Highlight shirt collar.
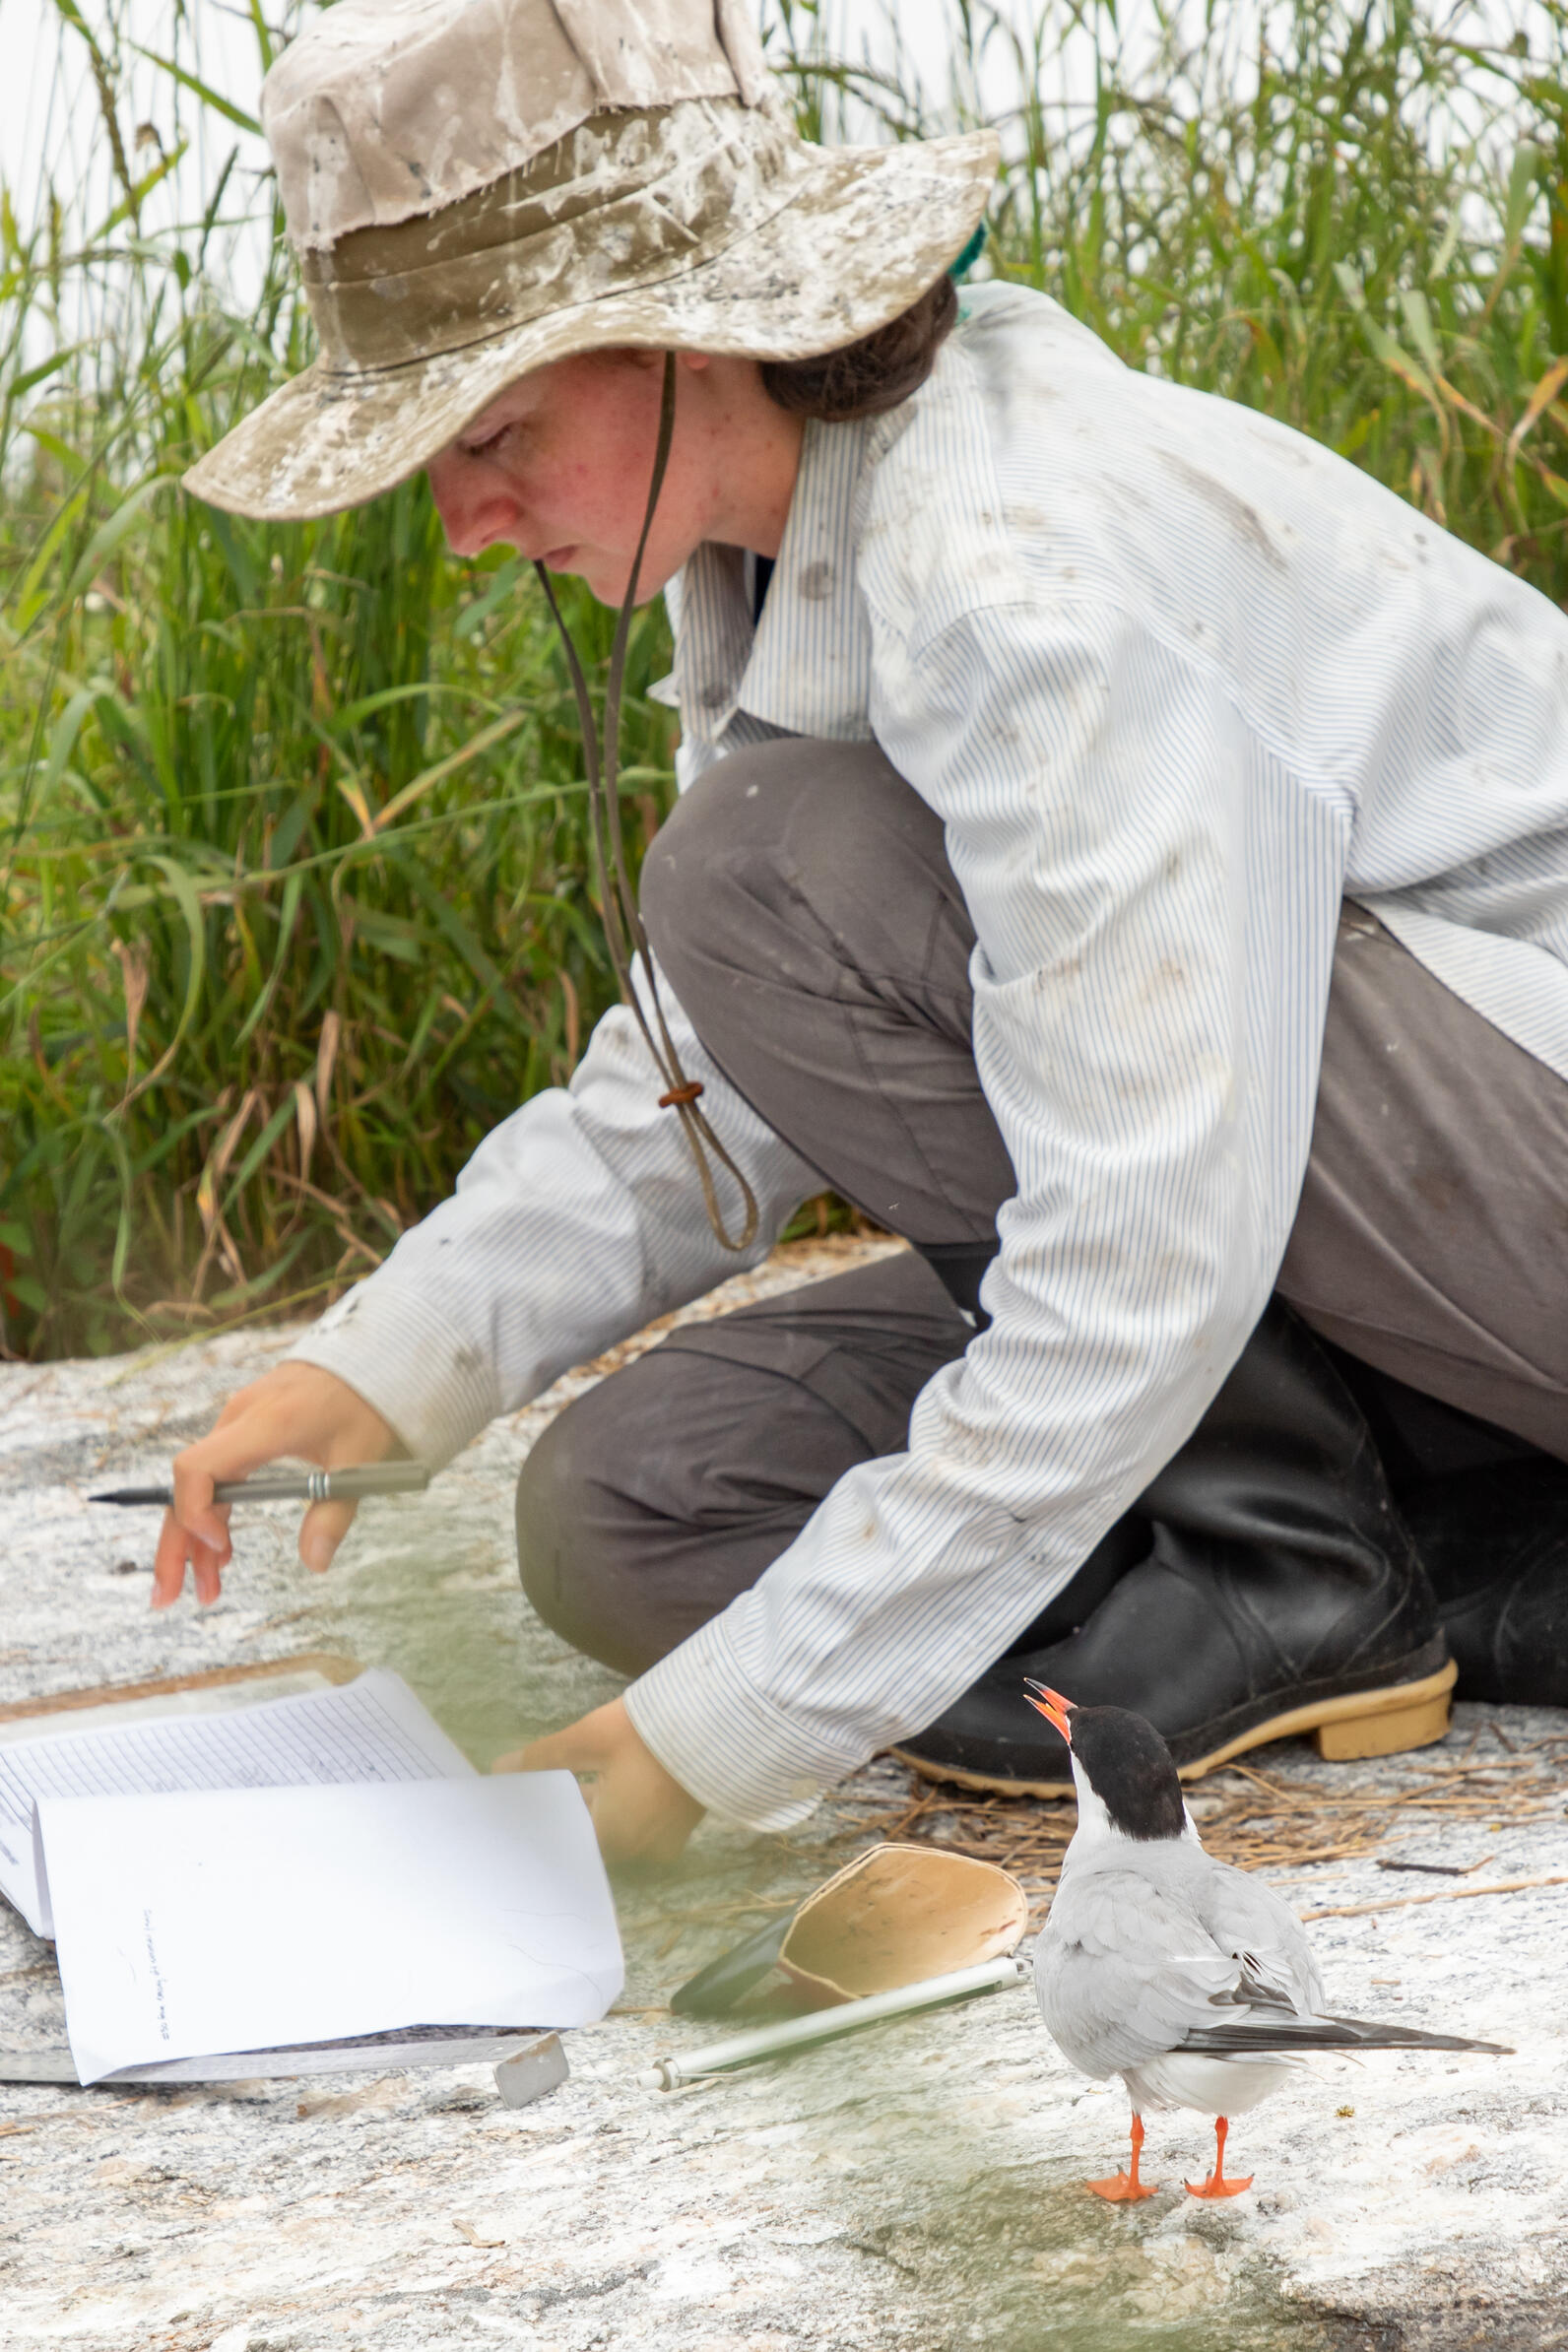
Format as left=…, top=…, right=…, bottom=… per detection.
left=669, top=416, right=877, bottom=748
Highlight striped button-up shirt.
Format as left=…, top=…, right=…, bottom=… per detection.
left=292, top=281, right=1568, bottom=1828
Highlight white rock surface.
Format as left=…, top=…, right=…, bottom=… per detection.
left=1, top=1237, right=1564, bottom=2352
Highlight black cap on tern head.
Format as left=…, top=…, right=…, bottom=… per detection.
left=1052, top=1700, right=1187, bottom=1843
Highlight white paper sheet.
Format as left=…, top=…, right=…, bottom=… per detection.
left=0, top=1669, right=471, bottom=1937
left=41, top=1773, right=623, bottom=2083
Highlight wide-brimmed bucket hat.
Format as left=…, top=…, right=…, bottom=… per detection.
left=186, top=0, right=1000, bottom=522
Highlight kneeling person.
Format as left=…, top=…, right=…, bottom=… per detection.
left=159, top=0, right=1568, bottom=1859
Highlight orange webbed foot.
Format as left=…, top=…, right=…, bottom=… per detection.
left=1088, top=2112, right=1158, bottom=2202
left=1185, top=2169, right=1254, bottom=2200
left=1087, top=2169, right=1160, bottom=2203
left=1185, top=2116, right=1252, bottom=2199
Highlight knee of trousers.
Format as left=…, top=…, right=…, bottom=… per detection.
left=639, top=736, right=948, bottom=1026
left=513, top=1383, right=636, bottom=1660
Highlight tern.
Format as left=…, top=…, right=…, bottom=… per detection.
left=1029, top=1683, right=1510, bottom=2201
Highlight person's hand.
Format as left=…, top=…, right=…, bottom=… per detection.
left=151, top=1362, right=397, bottom=1610
left=493, top=1697, right=705, bottom=1865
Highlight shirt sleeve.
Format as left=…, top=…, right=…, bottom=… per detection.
left=624, top=593, right=1350, bottom=1828
left=285, top=955, right=818, bottom=1465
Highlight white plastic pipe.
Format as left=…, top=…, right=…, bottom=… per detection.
left=636, top=1952, right=1030, bottom=2090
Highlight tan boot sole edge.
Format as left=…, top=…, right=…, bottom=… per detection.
left=888, top=1659, right=1460, bottom=1802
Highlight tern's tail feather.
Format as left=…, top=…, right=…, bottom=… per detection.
left=1181, top=2013, right=1510, bottom=2057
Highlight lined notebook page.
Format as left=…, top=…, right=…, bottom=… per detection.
left=0, top=1669, right=472, bottom=1937
left=0, top=1669, right=342, bottom=1748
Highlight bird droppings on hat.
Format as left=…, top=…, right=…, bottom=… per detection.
left=184, top=0, right=998, bottom=523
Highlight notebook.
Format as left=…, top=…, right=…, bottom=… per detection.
left=0, top=1664, right=622, bottom=2084
left=0, top=1666, right=474, bottom=1939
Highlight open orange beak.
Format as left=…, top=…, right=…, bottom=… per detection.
left=1022, top=1680, right=1075, bottom=1743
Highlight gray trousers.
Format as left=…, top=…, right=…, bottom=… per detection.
left=517, top=740, right=1568, bottom=1677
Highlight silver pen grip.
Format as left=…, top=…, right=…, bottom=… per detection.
left=208, top=1463, right=431, bottom=1504
left=312, top=1463, right=430, bottom=1501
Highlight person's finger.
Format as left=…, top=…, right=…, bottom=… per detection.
left=151, top=1503, right=231, bottom=1609
left=190, top=1538, right=228, bottom=1607
left=298, top=1498, right=358, bottom=1574
left=169, top=1452, right=235, bottom=1559
left=151, top=1509, right=192, bottom=1609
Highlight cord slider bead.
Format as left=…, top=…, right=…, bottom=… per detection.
left=658, top=1080, right=705, bottom=1109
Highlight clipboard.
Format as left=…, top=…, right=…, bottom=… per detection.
left=0, top=1651, right=361, bottom=1731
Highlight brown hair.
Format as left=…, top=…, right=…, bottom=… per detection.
left=759, top=274, right=958, bottom=424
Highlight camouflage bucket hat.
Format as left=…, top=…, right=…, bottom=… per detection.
left=186, top=0, right=1000, bottom=522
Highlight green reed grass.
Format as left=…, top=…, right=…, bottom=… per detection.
left=2, top=0, right=680, bottom=1354
left=6, top=0, right=1568, bottom=1357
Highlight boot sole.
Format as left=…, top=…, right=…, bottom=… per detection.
left=889, top=1658, right=1459, bottom=1799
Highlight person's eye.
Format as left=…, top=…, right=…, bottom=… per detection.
left=461, top=423, right=509, bottom=460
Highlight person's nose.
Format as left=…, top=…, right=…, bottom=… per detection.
left=425, top=448, right=522, bottom=557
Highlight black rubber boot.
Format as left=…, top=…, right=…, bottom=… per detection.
left=893, top=1300, right=1453, bottom=1796
left=1404, top=1461, right=1568, bottom=1708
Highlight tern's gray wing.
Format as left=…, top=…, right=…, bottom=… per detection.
left=1184, top=1869, right=1505, bottom=2055
left=1187, top=1854, right=1325, bottom=2019
left=1034, top=1849, right=1321, bottom=2079
left=1035, top=1862, right=1255, bottom=2077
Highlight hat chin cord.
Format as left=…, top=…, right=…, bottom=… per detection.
left=532, top=353, right=760, bottom=1253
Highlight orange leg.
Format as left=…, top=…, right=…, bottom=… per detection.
left=1186, top=2115, right=1254, bottom=2200
left=1087, top=2110, right=1160, bottom=2203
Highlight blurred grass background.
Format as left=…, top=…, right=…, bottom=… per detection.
left=5, top=0, right=1568, bottom=1359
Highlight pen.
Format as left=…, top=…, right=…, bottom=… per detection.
left=89, top=1463, right=433, bottom=1508
left=637, top=1954, right=1030, bottom=2090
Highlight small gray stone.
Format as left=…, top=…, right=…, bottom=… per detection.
left=493, top=2031, right=569, bottom=2109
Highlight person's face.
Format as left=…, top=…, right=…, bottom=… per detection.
left=425, top=349, right=731, bottom=605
